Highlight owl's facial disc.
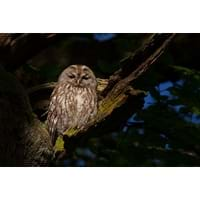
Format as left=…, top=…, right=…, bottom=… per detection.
left=59, top=64, right=97, bottom=89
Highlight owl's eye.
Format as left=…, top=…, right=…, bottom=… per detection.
left=82, top=75, right=90, bottom=80
left=68, top=74, right=75, bottom=79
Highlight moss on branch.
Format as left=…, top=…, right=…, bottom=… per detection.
left=24, top=34, right=176, bottom=159
left=55, top=34, right=176, bottom=155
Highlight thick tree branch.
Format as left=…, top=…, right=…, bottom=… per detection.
left=53, top=34, right=176, bottom=154
left=0, top=66, right=53, bottom=166
left=102, top=34, right=176, bottom=96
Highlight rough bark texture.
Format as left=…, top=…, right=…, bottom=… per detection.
left=0, top=66, right=53, bottom=166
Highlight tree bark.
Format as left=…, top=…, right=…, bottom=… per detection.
left=0, top=66, right=53, bottom=166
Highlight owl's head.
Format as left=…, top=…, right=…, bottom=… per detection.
left=58, top=64, right=97, bottom=89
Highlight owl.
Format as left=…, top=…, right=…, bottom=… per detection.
left=47, top=64, right=98, bottom=145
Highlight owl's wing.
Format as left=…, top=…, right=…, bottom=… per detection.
left=47, top=86, right=60, bottom=145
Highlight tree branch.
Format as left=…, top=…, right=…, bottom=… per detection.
left=54, top=34, right=176, bottom=154
left=0, top=33, right=175, bottom=165
left=102, top=33, right=176, bottom=96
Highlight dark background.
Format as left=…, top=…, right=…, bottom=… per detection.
left=14, top=34, right=200, bottom=166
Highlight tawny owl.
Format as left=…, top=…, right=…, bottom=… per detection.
left=47, top=64, right=98, bottom=145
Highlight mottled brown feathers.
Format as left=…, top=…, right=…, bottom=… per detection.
left=47, top=65, right=97, bottom=144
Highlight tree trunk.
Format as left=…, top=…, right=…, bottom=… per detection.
left=0, top=66, right=53, bottom=166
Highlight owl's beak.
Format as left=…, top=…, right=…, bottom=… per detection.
left=76, top=79, right=81, bottom=86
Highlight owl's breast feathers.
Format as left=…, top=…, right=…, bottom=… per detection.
left=47, top=83, right=97, bottom=143
left=47, top=64, right=97, bottom=144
